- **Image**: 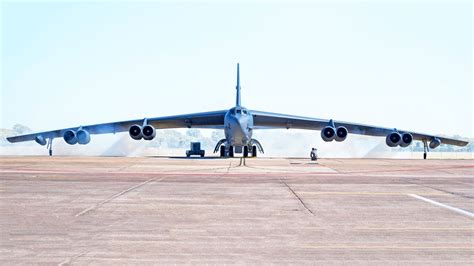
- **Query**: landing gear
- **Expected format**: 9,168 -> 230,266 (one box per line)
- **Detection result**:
229,146 -> 234,157
243,146 -> 249,158
423,139 -> 428,160
47,138 -> 53,156
220,146 -> 225,157
252,145 -> 257,157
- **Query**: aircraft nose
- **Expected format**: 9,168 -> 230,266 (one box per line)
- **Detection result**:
237,117 -> 249,141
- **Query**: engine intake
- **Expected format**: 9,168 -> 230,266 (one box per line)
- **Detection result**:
386,132 -> 401,147
429,137 -> 441,149
77,129 -> 91,145
63,130 -> 78,145
335,126 -> 348,142
142,125 -> 156,141
399,133 -> 413,148
321,126 -> 336,142
129,125 -> 143,140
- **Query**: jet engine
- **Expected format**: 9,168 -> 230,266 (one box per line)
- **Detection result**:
142,125 -> 156,140
77,129 -> 91,145
35,135 -> 47,146
429,137 -> 441,149
335,126 -> 348,142
129,124 -> 143,140
399,132 -> 413,148
321,126 -> 336,142
386,132 -> 402,147
63,130 -> 78,145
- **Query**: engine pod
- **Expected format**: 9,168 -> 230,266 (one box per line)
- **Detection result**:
399,133 -> 413,147
63,130 -> 78,145
77,129 -> 91,145
335,126 -> 348,142
386,132 -> 401,147
321,126 -> 336,142
142,125 -> 156,141
429,137 -> 441,149
129,125 -> 143,140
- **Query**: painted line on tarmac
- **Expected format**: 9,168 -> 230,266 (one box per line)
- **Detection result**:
303,245 -> 473,250
408,194 -> 474,218
304,191 -> 447,196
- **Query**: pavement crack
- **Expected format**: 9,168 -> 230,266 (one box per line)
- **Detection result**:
59,250 -> 89,265
280,178 -> 314,216
75,177 -> 163,217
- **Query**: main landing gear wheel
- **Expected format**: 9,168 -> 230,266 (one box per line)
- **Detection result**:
252,145 -> 257,157
229,146 -> 234,157
243,146 -> 249,158
220,146 -> 225,157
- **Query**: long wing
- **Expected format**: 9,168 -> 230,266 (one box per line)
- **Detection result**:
7,110 -> 227,143
251,110 -> 469,147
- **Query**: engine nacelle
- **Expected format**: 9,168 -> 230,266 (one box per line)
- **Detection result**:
77,129 -> 91,145
335,126 -> 348,142
129,124 -> 143,140
386,132 -> 402,147
399,132 -> 413,148
429,137 -> 441,149
63,130 -> 78,145
142,125 -> 156,141
321,126 -> 336,142
35,135 -> 47,146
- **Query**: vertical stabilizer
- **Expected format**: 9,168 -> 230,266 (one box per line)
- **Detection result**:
236,63 -> 241,106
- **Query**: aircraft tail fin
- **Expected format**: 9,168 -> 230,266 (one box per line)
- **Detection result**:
236,63 -> 241,106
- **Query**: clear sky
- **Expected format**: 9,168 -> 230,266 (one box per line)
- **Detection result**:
1,1 -> 472,138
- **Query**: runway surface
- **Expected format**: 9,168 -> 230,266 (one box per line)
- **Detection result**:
0,156 -> 473,264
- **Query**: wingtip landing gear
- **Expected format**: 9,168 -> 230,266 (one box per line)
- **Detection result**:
47,138 -> 53,156
423,139 -> 428,160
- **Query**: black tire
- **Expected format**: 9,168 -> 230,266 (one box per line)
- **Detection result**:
220,146 -> 225,157
229,146 -> 234,157
243,146 -> 249,158
252,145 -> 257,157
423,152 -> 427,160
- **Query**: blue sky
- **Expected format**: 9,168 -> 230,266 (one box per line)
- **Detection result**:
1,1 -> 472,138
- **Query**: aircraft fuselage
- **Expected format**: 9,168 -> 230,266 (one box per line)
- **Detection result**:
224,106 -> 253,147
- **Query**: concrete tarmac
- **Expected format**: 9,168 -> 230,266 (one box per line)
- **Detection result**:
0,156 -> 473,264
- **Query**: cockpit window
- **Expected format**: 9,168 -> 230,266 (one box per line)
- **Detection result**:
236,110 -> 242,114
243,110 -> 247,114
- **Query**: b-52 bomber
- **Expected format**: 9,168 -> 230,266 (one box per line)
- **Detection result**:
7,64 -> 469,159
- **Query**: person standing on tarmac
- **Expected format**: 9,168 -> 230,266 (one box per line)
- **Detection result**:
310,148 -> 317,161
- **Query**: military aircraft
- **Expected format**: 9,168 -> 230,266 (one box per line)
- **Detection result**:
7,63 -> 469,159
